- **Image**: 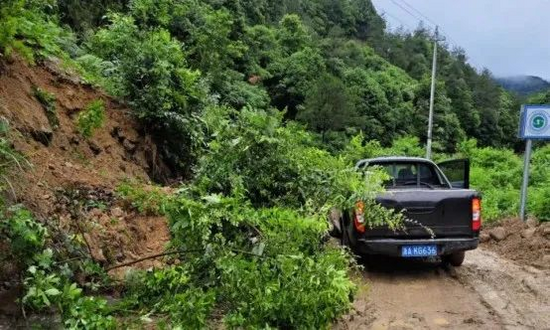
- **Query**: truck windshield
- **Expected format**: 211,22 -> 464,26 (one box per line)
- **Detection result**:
372,162 -> 447,188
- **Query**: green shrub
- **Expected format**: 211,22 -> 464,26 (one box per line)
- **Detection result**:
76,99 -> 105,138
0,0 -> 76,63
0,205 -> 47,263
88,14 -> 207,172
195,107 -> 396,213
116,181 -> 172,216
165,194 -> 358,329
2,205 -> 117,328
124,266 -> 216,329
0,0 -> 33,60
219,249 -> 355,329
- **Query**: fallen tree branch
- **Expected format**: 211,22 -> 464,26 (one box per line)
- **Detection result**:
104,246 -> 270,272
105,249 -> 203,272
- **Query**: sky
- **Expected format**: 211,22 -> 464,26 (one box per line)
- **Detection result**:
371,0 -> 550,80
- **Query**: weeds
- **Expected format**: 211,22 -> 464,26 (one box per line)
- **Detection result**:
116,181 -> 172,216
0,204 -> 117,328
76,99 -> 105,138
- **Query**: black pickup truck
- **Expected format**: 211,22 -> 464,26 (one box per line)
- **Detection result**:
332,157 -> 481,266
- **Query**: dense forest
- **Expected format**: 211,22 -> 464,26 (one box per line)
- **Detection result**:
1,0 -> 528,164
1,0 -> 549,328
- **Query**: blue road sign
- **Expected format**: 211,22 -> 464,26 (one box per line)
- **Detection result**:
519,105 -> 550,140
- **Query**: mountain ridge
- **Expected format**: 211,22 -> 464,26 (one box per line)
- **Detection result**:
496,75 -> 550,96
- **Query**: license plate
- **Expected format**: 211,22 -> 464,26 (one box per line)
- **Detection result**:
401,245 -> 437,257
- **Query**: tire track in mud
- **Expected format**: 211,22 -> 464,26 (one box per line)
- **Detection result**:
335,248 -> 550,330
456,248 -> 550,330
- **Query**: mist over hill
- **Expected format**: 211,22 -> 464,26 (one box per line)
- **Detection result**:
496,75 -> 550,96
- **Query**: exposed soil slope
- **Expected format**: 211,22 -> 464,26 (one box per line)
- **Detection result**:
0,57 -> 171,281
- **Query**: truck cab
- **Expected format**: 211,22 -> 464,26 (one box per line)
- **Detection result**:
334,157 -> 481,266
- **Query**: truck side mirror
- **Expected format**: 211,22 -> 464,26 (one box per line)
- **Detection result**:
437,159 -> 470,189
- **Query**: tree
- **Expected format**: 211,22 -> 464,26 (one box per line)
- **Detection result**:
297,74 -> 361,141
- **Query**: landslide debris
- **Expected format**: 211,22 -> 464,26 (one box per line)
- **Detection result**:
482,218 -> 550,269
0,56 -> 172,283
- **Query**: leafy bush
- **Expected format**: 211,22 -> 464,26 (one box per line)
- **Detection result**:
1,205 -> 117,328
164,194 -> 358,329
87,13 -> 207,172
219,250 -> 355,329
0,205 -> 47,263
0,0 -> 76,63
124,266 -> 216,329
76,99 -> 105,138
195,107 -> 393,212
116,181 -> 173,216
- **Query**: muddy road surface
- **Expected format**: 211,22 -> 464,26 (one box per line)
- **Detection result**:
335,248 -> 550,330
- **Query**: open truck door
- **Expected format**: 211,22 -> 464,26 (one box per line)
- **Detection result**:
438,159 -> 470,189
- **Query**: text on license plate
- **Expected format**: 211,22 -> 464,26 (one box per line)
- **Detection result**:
401,245 -> 437,257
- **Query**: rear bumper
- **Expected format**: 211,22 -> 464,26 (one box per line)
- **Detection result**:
355,237 -> 479,257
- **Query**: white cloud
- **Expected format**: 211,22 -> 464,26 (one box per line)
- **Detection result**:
372,0 -> 550,79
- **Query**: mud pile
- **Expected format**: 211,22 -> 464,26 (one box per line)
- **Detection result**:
481,218 -> 550,269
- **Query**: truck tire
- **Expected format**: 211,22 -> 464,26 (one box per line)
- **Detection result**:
443,251 -> 465,267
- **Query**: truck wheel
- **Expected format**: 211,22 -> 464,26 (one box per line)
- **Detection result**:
443,251 -> 465,267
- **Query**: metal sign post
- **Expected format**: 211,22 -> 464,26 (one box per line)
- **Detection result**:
518,105 -> 550,221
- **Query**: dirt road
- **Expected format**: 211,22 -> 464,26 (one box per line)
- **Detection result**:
335,248 -> 550,330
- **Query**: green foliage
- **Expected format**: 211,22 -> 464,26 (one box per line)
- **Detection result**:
76,99 -> 105,138
165,193 -> 358,329
116,181 -> 172,216
0,205 -> 47,263
195,107 -> 391,211
1,205 -> 117,328
88,13 -> 206,172
115,107 -> 402,327
219,250 -> 355,329
297,74 -> 361,139
32,86 -> 59,130
124,266 -> 216,329
0,0 -> 76,62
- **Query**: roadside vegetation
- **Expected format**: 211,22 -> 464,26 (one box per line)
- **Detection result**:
0,0 -> 548,328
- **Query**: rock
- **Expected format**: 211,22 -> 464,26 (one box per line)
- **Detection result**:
543,227 -> 550,238
123,139 -> 136,152
526,218 -> 538,228
89,208 -> 103,217
69,136 -> 80,145
111,207 -> 124,218
489,227 -> 507,241
91,248 -> 107,263
542,255 -> 550,264
479,232 -> 491,243
64,161 -> 74,168
521,228 -> 536,239
88,141 -> 102,155
30,126 -> 53,146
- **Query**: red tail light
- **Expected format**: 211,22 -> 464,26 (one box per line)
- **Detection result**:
354,201 -> 366,233
472,197 -> 481,231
